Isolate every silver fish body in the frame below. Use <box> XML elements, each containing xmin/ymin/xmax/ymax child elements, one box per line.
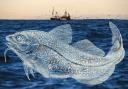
<box><xmin>5</xmin><ymin>22</ymin><xmax>125</xmax><ymax>85</ymax></box>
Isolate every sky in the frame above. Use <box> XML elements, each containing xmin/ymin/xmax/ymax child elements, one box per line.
<box><xmin>0</xmin><ymin>0</ymin><xmax>128</xmax><ymax>19</ymax></box>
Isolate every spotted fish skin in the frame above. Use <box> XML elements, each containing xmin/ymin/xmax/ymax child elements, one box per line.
<box><xmin>6</xmin><ymin>22</ymin><xmax>125</xmax><ymax>85</ymax></box>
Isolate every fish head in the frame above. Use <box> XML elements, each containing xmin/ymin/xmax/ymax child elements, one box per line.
<box><xmin>6</xmin><ymin>31</ymin><xmax>40</xmax><ymax>55</ymax></box>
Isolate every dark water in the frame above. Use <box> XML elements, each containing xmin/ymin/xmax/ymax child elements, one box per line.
<box><xmin>0</xmin><ymin>19</ymin><xmax>128</xmax><ymax>89</ymax></box>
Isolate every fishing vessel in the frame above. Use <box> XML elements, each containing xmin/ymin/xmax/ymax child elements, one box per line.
<box><xmin>50</xmin><ymin>8</ymin><xmax>71</xmax><ymax>20</ymax></box>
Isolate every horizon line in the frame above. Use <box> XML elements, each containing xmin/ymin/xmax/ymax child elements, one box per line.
<box><xmin>0</xmin><ymin>16</ymin><xmax>128</xmax><ymax>20</ymax></box>
<box><xmin>0</xmin><ymin>18</ymin><xmax>128</xmax><ymax>20</ymax></box>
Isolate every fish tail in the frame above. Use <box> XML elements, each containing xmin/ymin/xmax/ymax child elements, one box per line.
<box><xmin>110</xmin><ymin>21</ymin><xmax>123</xmax><ymax>50</ymax></box>
<box><xmin>109</xmin><ymin>22</ymin><xmax>123</xmax><ymax>52</ymax></box>
<box><xmin>106</xmin><ymin>21</ymin><xmax>125</xmax><ymax>63</ymax></box>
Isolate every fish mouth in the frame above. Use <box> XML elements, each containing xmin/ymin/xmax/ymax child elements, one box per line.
<box><xmin>4</xmin><ymin>35</ymin><xmax>17</xmax><ymax>62</ymax></box>
<box><xmin>6</xmin><ymin>35</ymin><xmax>31</xmax><ymax>53</ymax></box>
<box><xmin>5</xmin><ymin>36</ymin><xmax>23</xmax><ymax>55</ymax></box>
<box><xmin>6</xmin><ymin>35</ymin><xmax>16</xmax><ymax>48</ymax></box>
<box><xmin>6</xmin><ymin>35</ymin><xmax>13</xmax><ymax>42</ymax></box>
<box><xmin>6</xmin><ymin>42</ymin><xmax>13</xmax><ymax>48</ymax></box>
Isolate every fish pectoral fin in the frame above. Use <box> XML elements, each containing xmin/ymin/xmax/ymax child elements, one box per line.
<box><xmin>72</xmin><ymin>39</ymin><xmax>105</xmax><ymax>56</ymax></box>
<box><xmin>23</xmin><ymin>62</ymin><xmax>35</xmax><ymax>80</ymax></box>
<box><xmin>49</xmin><ymin>24</ymin><xmax>72</xmax><ymax>44</ymax></box>
<box><xmin>23</xmin><ymin>63</ymin><xmax>31</xmax><ymax>80</ymax></box>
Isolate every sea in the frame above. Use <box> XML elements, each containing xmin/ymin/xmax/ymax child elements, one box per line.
<box><xmin>0</xmin><ymin>19</ymin><xmax>128</xmax><ymax>89</ymax></box>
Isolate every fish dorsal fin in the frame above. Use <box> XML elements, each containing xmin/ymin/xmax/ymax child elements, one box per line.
<box><xmin>72</xmin><ymin>39</ymin><xmax>105</xmax><ymax>56</ymax></box>
<box><xmin>49</xmin><ymin>24</ymin><xmax>72</xmax><ymax>44</ymax></box>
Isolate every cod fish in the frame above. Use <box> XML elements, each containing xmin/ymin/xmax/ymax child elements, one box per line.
<box><xmin>5</xmin><ymin>22</ymin><xmax>125</xmax><ymax>85</ymax></box>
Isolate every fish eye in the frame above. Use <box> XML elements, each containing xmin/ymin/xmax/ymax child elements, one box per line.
<box><xmin>15</xmin><ymin>34</ymin><xmax>26</xmax><ymax>42</ymax></box>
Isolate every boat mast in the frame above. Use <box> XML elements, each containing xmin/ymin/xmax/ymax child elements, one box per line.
<box><xmin>52</xmin><ymin>7</ymin><xmax>55</xmax><ymax>16</ymax></box>
<box><xmin>64</xmin><ymin>11</ymin><xmax>68</xmax><ymax>17</ymax></box>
